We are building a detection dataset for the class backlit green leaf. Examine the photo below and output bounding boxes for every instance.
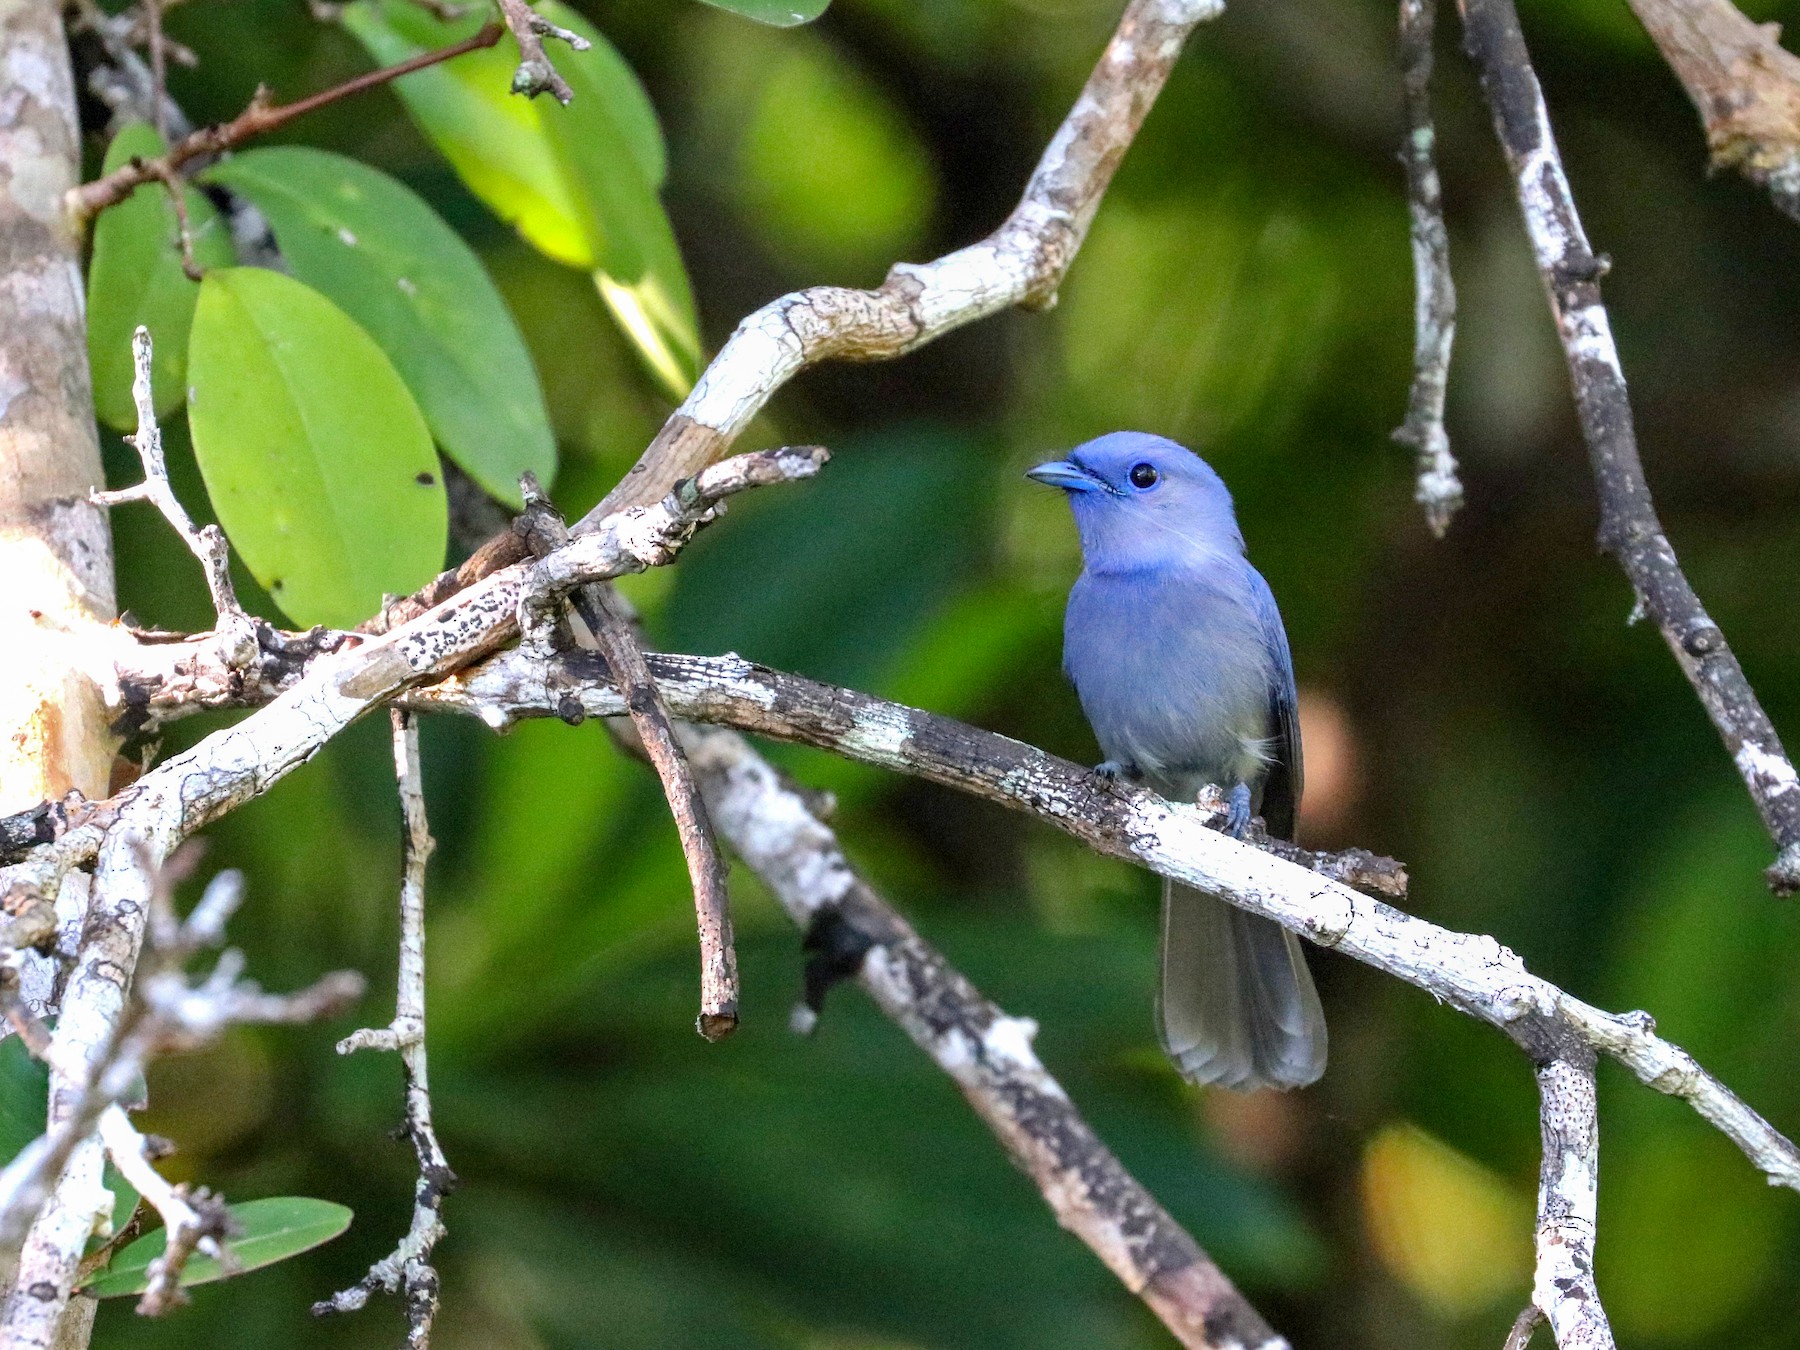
[79,1196,352,1298]
[341,0,698,394]
[698,0,829,25]
[86,123,236,430]
[204,147,555,507]
[187,267,446,629]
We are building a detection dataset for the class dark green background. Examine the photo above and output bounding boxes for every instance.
[72,0,1800,1343]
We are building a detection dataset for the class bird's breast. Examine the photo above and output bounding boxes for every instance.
[1064,564,1274,788]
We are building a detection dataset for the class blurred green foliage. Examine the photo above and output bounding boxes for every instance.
[59,0,1800,1343]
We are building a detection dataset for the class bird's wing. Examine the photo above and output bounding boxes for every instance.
[1248,566,1302,841]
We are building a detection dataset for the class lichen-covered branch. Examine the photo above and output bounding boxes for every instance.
[1513,1034,1614,1349]
[678,720,1289,1350]
[313,712,453,1347]
[0,861,360,1342]
[1458,0,1800,894]
[1393,0,1463,536]
[415,647,1800,1195]
[1626,0,1800,222]
[0,449,817,1344]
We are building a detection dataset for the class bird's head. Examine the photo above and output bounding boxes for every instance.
[1026,431,1244,571]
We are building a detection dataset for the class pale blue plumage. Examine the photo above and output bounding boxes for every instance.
[1028,431,1325,1091]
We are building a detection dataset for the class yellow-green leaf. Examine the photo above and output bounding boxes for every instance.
[342,0,698,395]
[204,147,555,507]
[86,123,236,430]
[187,268,446,629]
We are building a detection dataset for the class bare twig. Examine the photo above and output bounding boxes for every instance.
[91,328,256,667]
[1626,0,1800,222]
[679,721,1288,1349]
[1510,1032,1614,1349]
[416,648,1800,1194]
[512,477,740,1037]
[491,0,589,104]
[314,712,453,1347]
[1457,0,1800,894]
[366,0,1228,635]
[96,1106,235,1316]
[66,23,505,220]
[1393,0,1463,536]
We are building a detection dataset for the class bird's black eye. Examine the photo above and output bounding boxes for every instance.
[1128,462,1159,489]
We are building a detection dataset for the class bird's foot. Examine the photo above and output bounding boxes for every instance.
[1223,783,1253,839]
[1093,760,1138,784]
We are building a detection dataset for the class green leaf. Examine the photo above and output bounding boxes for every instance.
[0,1035,48,1166]
[186,267,446,629]
[86,123,236,430]
[79,1196,352,1298]
[697,0,830,25]
[341,0,699,395]
[203,148,555,508]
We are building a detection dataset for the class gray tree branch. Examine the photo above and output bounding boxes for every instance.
[1458,0,1800,894]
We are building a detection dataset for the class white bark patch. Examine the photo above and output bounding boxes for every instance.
[1736,742,1799,798]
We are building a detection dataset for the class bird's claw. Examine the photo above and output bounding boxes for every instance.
[1223,783,1253,839]
[1093,760,1136,784]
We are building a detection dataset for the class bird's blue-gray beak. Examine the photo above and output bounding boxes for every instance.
[1025,459,1105,493]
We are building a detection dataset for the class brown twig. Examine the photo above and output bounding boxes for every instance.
[491,0,589,104]
[1392,0,1463,536]
[1626,0,1800,222]
[66,22,504,221]
[512,477,739,1040]
[1458,0,1800,894]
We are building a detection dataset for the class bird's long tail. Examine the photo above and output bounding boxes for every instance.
[1157,881,1326,1091]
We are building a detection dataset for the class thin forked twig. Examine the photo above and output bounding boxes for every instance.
[67,22,504,220]
[91,328,258,668]
[1393,0,1463,536]
[1457,0,1800,893]
[314,711,454,1346]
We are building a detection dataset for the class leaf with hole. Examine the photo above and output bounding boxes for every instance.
[79,1196,353,1298]
[204,147,555,507]
[186,267,446,629]
[342,0,698,394]
[86,123,237,430]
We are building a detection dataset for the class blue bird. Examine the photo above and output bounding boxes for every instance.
[1028,431,1325,1091]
